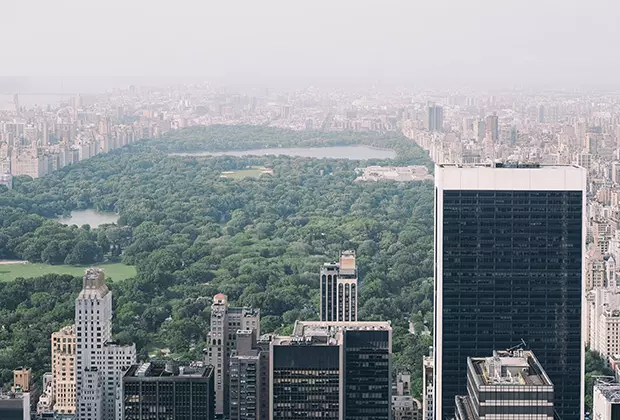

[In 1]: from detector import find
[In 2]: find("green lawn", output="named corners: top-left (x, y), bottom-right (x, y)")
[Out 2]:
top-left (220, 166), bottom-right (271, 179)
top-left (0, 262), bottom-right (136, 282)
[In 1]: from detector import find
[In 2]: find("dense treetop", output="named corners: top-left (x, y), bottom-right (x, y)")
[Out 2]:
top-left (0, 125), bottom-right (434, 394)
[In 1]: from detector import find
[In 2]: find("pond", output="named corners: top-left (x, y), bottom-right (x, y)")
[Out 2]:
top-left (171, 145), bottom-right (396, 160)
top-left (57, 209), bottom-right (119, 228)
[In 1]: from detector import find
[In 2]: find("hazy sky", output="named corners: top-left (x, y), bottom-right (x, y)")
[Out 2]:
top-left (2, 0), bottom-right (619, 90)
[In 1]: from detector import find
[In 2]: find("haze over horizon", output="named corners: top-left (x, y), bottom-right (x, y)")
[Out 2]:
top-left (2, 0), bottom-right (619, 91)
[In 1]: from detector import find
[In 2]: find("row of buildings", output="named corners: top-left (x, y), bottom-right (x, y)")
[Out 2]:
top-left (15, 251), bottom-right (409, 420)
top-left (11, 162), bottom-right (620, 420)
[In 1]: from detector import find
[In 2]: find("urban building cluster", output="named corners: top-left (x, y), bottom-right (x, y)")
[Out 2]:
top-left (400, 93), bottom-right (620, 420)
top-left (8, 251), bottom-right (421, 420)
top-left (9, 85), bottom-right (620, 419)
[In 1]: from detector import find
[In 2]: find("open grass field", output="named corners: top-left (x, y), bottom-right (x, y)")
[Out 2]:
top-left (0, 262), bottom-right (136, 282)
top-left (220, 166), bottom-right (272, 179)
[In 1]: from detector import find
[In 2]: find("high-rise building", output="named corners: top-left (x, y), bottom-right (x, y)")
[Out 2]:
top-left (270, 321), bottom-right (392, 420)
top-left (587, 288), bottom-right (620, 358)
top-left (474, 120), bottom-right (486, 143)
top-left (594, 379), bottom-right (620, 420)
top-left (422, 349), bottom-right (434, 420)
top-left (320, 250), bottom-right (358, 322)
top-left (205, 294), bottom-right (260, 417)
top-left (122, 361), bottom-right (215, 420)
top-left (434, 163), bottom-right (586, 420)
top-left (485, 114), bottom-right (499, 142)
top-left (612, 162), bottom-right (620, 185)
top-left (75, 268), bottom-right (136, 420)
top-left (427, 105), bottom-right (444, 132)
top-left (52, 324), bottom-right (76, 415)
top-left (586, 249), bottom-right (606, 290)
top-left (229, 330), bottom-right (270, 420)
top-left (454, 349), bottom-right (554, 420)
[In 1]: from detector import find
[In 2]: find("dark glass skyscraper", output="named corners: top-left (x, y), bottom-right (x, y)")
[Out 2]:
top-left (122, 362), bottom-right (214, 420)
top-left (434, 164), bottom-right (586, 420)
top-left (270, 321), bottom-right (392, 420)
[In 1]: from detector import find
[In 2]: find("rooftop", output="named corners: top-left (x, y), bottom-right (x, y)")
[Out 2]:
top-left (470, 349), bottom-right (553, 387)
top-left (293, 320), bottom-right (391, 337)
top-left (78, 268), bottom-right (109, 298)
top-left (272, 321), bottom-right (392, 346)
top-left (595, 379), bottom-right (620, 403)
top-left (437, 162), bottom-right (582, 169)
top-left (124, 361), bottom-right (213, 380)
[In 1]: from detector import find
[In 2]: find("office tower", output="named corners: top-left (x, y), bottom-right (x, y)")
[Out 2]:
top-left (320, 250), bottom-right (358, 322)
top-left (270, 321), bottom-right (392, 420)
top-left (587, 288), bottom-right (620, 358)
top-left (0, 389), bottom-right (30, 420)
top-left (510, 126), bottom-right (517, 145)
top-left (612, 162), bottom-right (620, 184)
top-left (12, 368), bottom-right (30, 392)
top-left (205, 294), bottom-right (260, 417)
top-left (122, 361), bottom-right (214, 420)
top-left (434, 163), bottom-right (586, 420)
top-left (594, 379), bottom-right (620, 420)
top-left (474, 120), bottom-right (486, 143)
top-left (585, 250), bottom-right (605, 290)
top-left (229, 330), bottom-right (270, 420)
top-left (587, 134), bottom-right (600, 154)
top-left (52, 324), bottom-right (76, 415)
top-left (485, 114), bottom-right (499, 142)
top-left (454, 349), bottom-right (554, 420)
top-left (75, 268), bottom-right (136, 420)
top-left (538, 105), bottom-right (545, 123)
top-left (427, 105), bottom-right (444, 132)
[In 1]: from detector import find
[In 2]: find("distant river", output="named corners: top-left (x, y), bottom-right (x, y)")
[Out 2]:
top-left (171, 145), bottom-right (396, 160)
top-left (57, 209), bottom-right (119, 228)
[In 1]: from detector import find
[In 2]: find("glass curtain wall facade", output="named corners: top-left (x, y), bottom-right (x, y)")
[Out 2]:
top-left (434, 165), bottom-right (585, 420)
top-left (271, 346), bottom-right (340, 420)
top-left (344, 330), bottom-right (391, 420)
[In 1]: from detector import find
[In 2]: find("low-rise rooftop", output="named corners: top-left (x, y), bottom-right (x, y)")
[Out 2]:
top-left (470, 349), bottom-right (553, 387)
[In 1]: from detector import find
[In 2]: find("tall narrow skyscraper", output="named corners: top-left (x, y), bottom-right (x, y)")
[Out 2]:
top-left (485, 114), bottom-right (499, 142)
top-left (205, 294), bottom-right (260, 417)
top-left (427, 105), bottom-right (444, 132)
top-left (434, 163), bottom-right (585, 420)
top-left (75, 268), bottom-right (136, 420)
top-left (320, 250), bottom-right (358, 322)
top-left (52, 324), bottom-right (76, 415)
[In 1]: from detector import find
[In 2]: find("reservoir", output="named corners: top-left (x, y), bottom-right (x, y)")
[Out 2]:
top-left (171, 145), bottom-right (396, 160)
top-left (57, 209), bottom-right (119, 228)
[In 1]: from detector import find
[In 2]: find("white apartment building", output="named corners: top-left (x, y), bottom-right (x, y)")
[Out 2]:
top-left (75, 268), bottom-right (135, 420)
top-left (588, 288), bottom-right (620, 358)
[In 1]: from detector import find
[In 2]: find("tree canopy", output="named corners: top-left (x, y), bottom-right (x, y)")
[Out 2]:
top-left (0, 125), bottom-right (435, 396)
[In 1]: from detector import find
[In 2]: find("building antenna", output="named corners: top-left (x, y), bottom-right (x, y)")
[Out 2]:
top-left (506, 339), bottom-right (528, 353)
